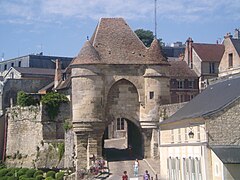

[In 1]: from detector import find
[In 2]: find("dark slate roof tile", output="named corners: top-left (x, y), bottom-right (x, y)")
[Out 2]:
top-left (161, 76), bottom-right (240, 124)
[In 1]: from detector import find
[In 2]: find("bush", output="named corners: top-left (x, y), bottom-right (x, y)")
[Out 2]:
top-left (7, 177), bottom-right (18, 180)
top-left (41, 92), bottom-right (68, 121)
top-left (19, 174), bottom-right (28, 180)
top-left (46, 171), bottom-right (56, 178)
top-left (18, 168), bottom-right (29, 176)
top-left (0, 168), bottom-right (9, 177)
top-left (35, 175), bottom-right (44, 180)
top-left (17, 91), bottom-right (38, 107)
top-left (0, 177), bottom-right (8, 180)
top-left (33, 170), bottom-right (44, 178)
top-left (56, 172), bottom-right (65, 180)
top-left (25, 169), bottom-right (36, 178)
top-left (45, 177), bottom-right (55, 180)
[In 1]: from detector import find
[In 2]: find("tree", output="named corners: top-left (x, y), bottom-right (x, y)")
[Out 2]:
top-left (134, 29), bottom-right (154, 47)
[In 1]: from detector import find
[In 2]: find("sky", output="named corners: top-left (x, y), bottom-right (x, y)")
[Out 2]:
top-left (0, 0), bottom-right (240, 60)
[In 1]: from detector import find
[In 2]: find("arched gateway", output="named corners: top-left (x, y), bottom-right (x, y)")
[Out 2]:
top-left (70, 18), bottom-right (170, 178)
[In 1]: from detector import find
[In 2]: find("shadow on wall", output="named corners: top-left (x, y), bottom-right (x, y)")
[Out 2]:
top-left (0, 115), bottom-right (5, 161)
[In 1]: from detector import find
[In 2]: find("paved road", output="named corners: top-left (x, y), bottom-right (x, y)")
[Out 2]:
top-left (107, 159), bottom-right (155, 179)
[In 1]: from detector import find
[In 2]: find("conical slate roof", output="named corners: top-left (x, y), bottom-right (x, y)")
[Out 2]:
top-left (71, 18), bottom-right (168, 65)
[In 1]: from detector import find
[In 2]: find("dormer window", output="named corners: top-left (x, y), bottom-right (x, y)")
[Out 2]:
top-left (209, 62), bottom-right (215, 73)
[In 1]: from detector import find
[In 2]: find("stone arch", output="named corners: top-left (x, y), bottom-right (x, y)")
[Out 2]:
top-left (101, 78), bottom-right (144, 158)
top-left (106, 78), bottom-right (140, 124)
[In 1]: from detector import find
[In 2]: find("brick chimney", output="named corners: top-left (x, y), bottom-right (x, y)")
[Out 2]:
top-left (54, 59), bottom-right (62, 88)
top-left (186, 37), bottom-right (193, 69)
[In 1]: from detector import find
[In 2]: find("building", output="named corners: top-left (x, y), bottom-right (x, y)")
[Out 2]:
top-left (169, 60), bottom-right (199, 103)
top-left (159, 76), bottom-right (240, 180)
top-left (0, 54), bottom-right (72, 76)
top-left (162, 42), bottom-right (185, 58)
top-left (219, 32), bottom-right (240, 77)
top-left (184, 38), bottom-right (224, 90)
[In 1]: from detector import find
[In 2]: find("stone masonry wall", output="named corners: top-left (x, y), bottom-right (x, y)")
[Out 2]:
top-left (206, 99), bottom-right (240, 146)
top-left (5, 103), bottom-right (70, 168)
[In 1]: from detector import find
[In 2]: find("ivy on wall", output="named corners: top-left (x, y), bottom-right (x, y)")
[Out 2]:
top-left (17, 91), bottom-right (38, 107)
top-left (41, 92), bottom-right (68, 121)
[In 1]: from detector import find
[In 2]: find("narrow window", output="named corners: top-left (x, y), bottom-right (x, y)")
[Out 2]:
top-left (188, 80), bottom-right (194, 89)
top-left (184, 128), bottom-right (188, 142)
top-left (149, 91), bottom-right (154, 99)
top-left (177, 80), bottom-right (184, 89)
top-left (4, 64), bottom-right (7, 70)
top-left (178, 129), bottom-right (181, 143)
top-left (229, 53), bottom-right (233, 68)
top-left (171, 129), bottom-right (174, 143)
top-left (11, 62), bottom-right (14, 67)
top-left (18, 61), bottom-right (21, 67)
top-left (209, 62), bottom-right (215, 73)
top-left (117, 118), bottom-right (124, 130)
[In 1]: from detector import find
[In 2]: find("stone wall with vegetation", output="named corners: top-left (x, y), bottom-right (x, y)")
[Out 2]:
top-left (5, 103), bottom-right (70, 169)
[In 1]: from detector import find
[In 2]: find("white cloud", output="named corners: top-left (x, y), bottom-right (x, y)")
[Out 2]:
top-left (0, 0), bottom-right (240, 25)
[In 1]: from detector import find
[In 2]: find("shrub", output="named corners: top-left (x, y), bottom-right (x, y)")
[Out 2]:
top-left (18, 168), bottom-right (29, 176)
top-left (41, 92), bottom-right (68, 121)
top-left (35, 175), bottom-right (44, 180)
top-left (45, 177), bottom-right (55, 180)
top-left (0, 177), bottom-right (8, 180)
top-left (46, 171), bottom-right (56, 178)
top-left (5, 171), bottom-right (13, 176)
top-left (19, 174), bottom-right (28, 180)
top-left (56, 172), bottom-right (65, 180)
top-left (0, 168), bottom-right (9, 177)
top-left (25, 169), bottom-right (36, 177)
top-left (33, 170), bottom-right (44, 177)
top-left (17, 91), bottom-right (38, 107)
top-left (7, 177), bottom-right (18, 180)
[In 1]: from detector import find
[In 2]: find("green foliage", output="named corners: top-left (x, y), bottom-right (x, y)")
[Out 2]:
top-left (56, 172), bottom-right (65, 180)
top-left (0, 163), bottom-right (6, 170)
top-left (41, 92), bottom-right (68, 121)
top-left (35, 175), bottom-right (44, 180)
top-left (33, 170), bottom-right (43, 178)
top-left (45, 177), bottom-right (54, 180)
top-left (57, 143), bottom-right (65, 163)
top-left (0, 177), bottom-right (8, 180)
top-left (17, 91), bottom-right (38, 107)
top-left (0, 168), bottom-right (9, 177)
top-left (25, 169), bottom-right (36, 178)
top-left (18, 168), bottom-right (29, 176)
top-left (6, 177), bottom-right (17, 180)
top-left (19, 174), bottom-right (28, 180)
top-left (134, 29), bottom-right (154, 47)
top-left (63, 121), bottom-right (72, 132)
top-left (46, 171), bottom-right (56, 178)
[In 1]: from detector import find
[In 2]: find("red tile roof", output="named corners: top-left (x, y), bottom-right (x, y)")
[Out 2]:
top-left (71, 18), bottom-right (168, 65)
top-left (169, 60), bottom-right (198, 78)
top-left (193, 43), bottom-right (224, 62)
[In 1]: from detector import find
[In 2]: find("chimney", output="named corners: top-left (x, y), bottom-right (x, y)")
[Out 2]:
top-left (186, 37), bottom-right (193, 69)
top-left (234, 29), bottom-right (240, 39)
top-left (224, 32), bottom-right (233, 39)
top-left (54, 59), bottom-right (62, 89)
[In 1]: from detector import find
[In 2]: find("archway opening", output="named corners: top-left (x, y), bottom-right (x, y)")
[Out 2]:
top-left (102, 118), bottom-right (143, 161)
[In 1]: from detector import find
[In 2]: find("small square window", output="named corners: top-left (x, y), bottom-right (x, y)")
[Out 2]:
top-left (149, 91), bottom-right (154, 99)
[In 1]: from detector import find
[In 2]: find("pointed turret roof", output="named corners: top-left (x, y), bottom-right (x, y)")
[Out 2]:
top-left (71, 18), bottom-right (168, 65)
top-left (71, 40), bottom-right (100, 65)
top-left (148, 38), bottom-right (168, 63)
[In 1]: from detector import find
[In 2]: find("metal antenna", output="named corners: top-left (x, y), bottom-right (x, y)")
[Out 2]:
top-left (154, 0), bottom-right (157, 39)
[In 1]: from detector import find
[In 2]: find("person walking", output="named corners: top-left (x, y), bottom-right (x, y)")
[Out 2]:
top-left (143, 170), bottom-right (150, 180)
top-left (133, 159), bottom-right (139, 177)
top-left (122, 171), bottom-right (128, 180)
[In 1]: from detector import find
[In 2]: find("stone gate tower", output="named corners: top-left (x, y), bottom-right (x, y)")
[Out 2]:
top-left (70, 18), bottom-right (170, 177)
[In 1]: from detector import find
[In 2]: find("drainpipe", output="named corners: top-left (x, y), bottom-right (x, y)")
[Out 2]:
top-left (2, 114), bottom-right (7, 161)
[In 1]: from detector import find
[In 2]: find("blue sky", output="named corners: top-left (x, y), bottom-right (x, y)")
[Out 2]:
top-left (0, 0), bottom-right (240, 60)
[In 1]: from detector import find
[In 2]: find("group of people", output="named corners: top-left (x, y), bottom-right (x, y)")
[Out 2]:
top-left (122, 159), bottom-right (151, 180)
